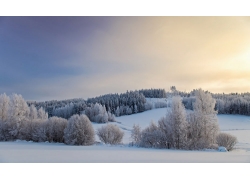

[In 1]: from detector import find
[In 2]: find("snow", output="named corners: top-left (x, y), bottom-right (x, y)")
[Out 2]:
top-left (218, 146), bottom-right (228, 152)
top-left (0, 140), bottom-right (249, 163)
top-left (218, 114), bottom-right (250, 130)
top-left (1, 107), bottom-right (250, 162)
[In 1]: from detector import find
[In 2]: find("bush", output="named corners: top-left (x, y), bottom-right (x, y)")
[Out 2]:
top-left (64, 114), bottom-right (95, 145)
top-left (139, 121), bottom-right (165, 148)
top-left (84, 103), bottom-right (109, 123)
top-left (45, 117), bottom-right (68, 143)
top-left (216, 132), bottom-right (237, 151)
top-left (154, 101), bottom-right (168, 109)
top-left (144, 101), bottom-right (153, 111)
top-left (97, 124), bottom-right (124, 144)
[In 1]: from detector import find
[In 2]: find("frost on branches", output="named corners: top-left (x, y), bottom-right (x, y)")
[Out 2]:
top-left (131, 89), bottom-right (223, 150)
top-left (64, 114), bottom-right (95, 145)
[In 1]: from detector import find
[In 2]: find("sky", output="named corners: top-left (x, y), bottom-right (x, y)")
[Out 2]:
top-left (1, 16), bottom-right (250, 101)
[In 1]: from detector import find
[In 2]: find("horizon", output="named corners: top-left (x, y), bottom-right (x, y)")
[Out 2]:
top-left (24, 87), bottom-right (250, 102)
top-left (1, 17), bottom-right (250, 101)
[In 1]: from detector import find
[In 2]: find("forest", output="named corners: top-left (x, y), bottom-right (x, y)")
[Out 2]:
top-left (0, 87), bottom-right (243, 151)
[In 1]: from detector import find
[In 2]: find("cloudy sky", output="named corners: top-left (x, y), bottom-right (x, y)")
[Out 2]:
top-left (1, 16), bottom-right (250, 101)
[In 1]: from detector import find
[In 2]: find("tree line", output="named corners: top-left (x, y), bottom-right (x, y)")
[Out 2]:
top-left (28, 89), bottom-right (167, 120)
top-left (182, 91), bottom-right (250, 116)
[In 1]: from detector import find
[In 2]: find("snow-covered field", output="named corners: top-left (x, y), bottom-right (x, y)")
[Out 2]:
top-left (1, 108), bottom-right (250, 163)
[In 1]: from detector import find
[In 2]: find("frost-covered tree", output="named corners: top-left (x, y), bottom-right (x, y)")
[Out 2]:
top-left (160, 96), bottom-right (188, 149)
top-left (133, 105), bottom-right (138, 114)
top-left (45, 116), bottom-right (68, 143)
top-left (6, 94), bottom-right (30, 140)
top-left (51, 103), bottom-right (74, 119)
top-left (29, 104), bottom-right (38, 120)
top-left (139, 121), bottom-right (164, 148)
top-left (84, 103), bottom-right (109, 123)
top-left (144, 101), bottom-right (153, 111)
top-left (97, 124), bottom-right (124, 144)
top-left (0, 94), bottom-right (10, 141)
top-left (34, 121), bottom-right (47, 142)
top-left (130, 124), bottom-right (141, 146)
top-left (87, 90), bottom-right (147, 116)
top-left (20, 104), bottom-right (48, 142)
top-left (154, 101), bottom-right (168, 109)
top-left (139, 89), bottom-right (166, 98)
top-left (0, 93), bottom-right (10, 121)
top-left (64, 114), bottom-right (95, 145)
top-left (38, 107), bottom-right (48, 120)
top-left (107, 111), bottom-right (116, 122)
top-left (115, 107), bottom-right (120, 117)
top-left (125, 106), bottom-right (132, 115)
top-left (0, 93), bottom-right (49, 142)
top-left (187, 89), bottom-right (219, 149)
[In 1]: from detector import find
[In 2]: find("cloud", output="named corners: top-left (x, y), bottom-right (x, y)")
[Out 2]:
top-left (1, 17), bottom-right (250, 101)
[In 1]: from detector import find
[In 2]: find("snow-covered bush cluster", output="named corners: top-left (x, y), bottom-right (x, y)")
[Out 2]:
top-left (0, 93), bottom-right (97, 145)
top-left (28, 98), bottom-right (87, 118)
top-left (130, 89), bottom-right (234, 150)
top-left (97, 124), bottom-right (124, 144)
top-left (64, 114), bottom-right (95, 145)
top-left (154, 101), bottom-right (168, 109)
top-left (84, 103), bottom-right (115, 123)
top-left (0, 93), bottom-right (48, 141)
top-left (45, 116), bottom-right (68, 143)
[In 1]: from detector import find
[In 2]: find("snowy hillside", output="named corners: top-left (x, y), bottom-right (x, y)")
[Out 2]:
top-left (0, 107), bottom-right (250, 162)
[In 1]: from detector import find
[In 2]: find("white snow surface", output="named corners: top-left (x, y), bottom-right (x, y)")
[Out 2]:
top-left (1, 107), bottom-right (250, 162)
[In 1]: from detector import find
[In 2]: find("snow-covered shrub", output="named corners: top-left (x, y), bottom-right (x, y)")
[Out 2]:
top-left (52, 103), bottom-right (74, 119)
top-left (84, 103), bottom-right (109, 123)
top-left (30, 120), bottom-right (47, 142)
top-left (64, 114), bottom-right (95, 145)
top-left (107, 111), bottom-right (116, 122)
top-left (0, 119), bottom-right (8, 141)
top-left (115, 107), bottom-right (120, 117)
top-left (97, 124), bottom-right (124, 144)
top-left (144, 101), bottom-right (153, 111)
top-left (154, 101), bottom-right (168, 109)
top-left (139, 121), bottom-right (164, 148)
top-left (45, 116), bottom-right (68, 143)
top-left (216, 133), bottom-right (237, 151)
